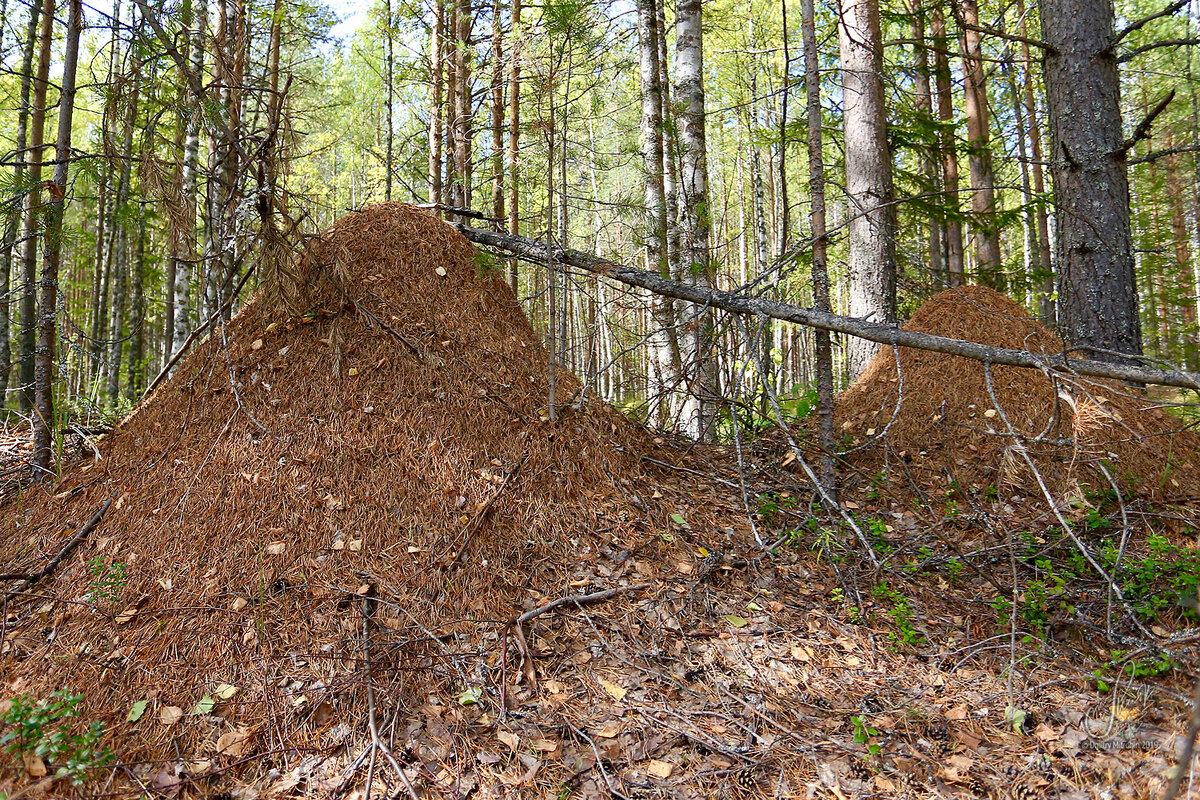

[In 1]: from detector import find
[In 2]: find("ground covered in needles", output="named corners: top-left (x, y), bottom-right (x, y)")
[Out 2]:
top-left (1, 205), bottom-right (1198, 799)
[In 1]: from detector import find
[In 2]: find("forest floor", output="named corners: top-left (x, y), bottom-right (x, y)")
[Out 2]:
top-left (1, 206), bottom-right (1198, 800)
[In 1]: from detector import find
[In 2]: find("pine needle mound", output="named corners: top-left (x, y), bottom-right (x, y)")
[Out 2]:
top-left (0, 204), bottom-right (732, 787)
top-left (836, 285), bottom-right (1200, 501)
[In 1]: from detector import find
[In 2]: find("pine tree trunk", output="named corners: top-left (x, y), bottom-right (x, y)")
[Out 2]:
top-left (107, 69), bottom-right (141, 401)
top-left (384, 0), bottom-right (394, 201)
top-left (490, 0), bottom-right (504, 229)
top-left (931, 7), bottom-right (964, 285)
top-left (126, 214), bottom-right (147, 401)
top-left (0, 0), bottom-right (40, 404)
top-left (909, 0), bottom-right (942, 276)
top-left (839, 0), bottom-right (897, 376)
top-left (1167, 151), bottom-right (1197, 368)
top-left (32, 0), bottom-right (82, 478)
top-left (17, 0), bottom-right (54, 411)
top-left (1041, 0), bottom-right (1142, 357)
top-left (803, 0), bottom-right (836, 498)
top-left (506, 0), bottom-right (520, 289)
top-left (1015, 0), bottom-right (1054, 322)
top-left (957, 0), bottom-right (1003, 288)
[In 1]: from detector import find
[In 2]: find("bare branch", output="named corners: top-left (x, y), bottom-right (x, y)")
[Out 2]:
top-left (1110, 0), bottom-right (1188, 49)
top-left (1117, 89), bottom-right (1175, 157)
top-left (452, 223), bottom-right (1200, 391)
top-left (1118, 38), bottom-right (1200, 63)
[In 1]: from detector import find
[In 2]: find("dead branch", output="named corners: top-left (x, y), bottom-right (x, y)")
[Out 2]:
top-left (451, 223), bottom-right (1200, 391)
top-left (1163, 672), bottom-right (1200, 800)
top-left (445, 454), bottom-right (527, 567)
top-left (4, 494), bottom-right (115, 602)
top-left (1111, 0), bottom-right (1188, 48)
top-left (516, 583), bottom-right (652, 625)
top-left (1118, 90), bottom-right (1175, 157)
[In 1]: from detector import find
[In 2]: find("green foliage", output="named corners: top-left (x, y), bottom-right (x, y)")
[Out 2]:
top-left (84, 557), bottom-right (127, 606)
top-left (850, 715), bottom-right (882, 756)
top-left (1100, 533), bottom-right (1200, 620)
top-left (1, 690), bottom-right (110, 786)
top-left (872, 583), bottom-right (923, 647)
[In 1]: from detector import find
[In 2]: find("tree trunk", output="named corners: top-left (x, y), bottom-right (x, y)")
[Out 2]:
top-left (931, 6), bottom-right (964, 285)
top-left (0, 0), bottom-right (40, 405)
top-left (17, 0), bottom-right (54, 411)
top-left (803, 0), bottom-right (836, 499)
top-left (107, 67), bottom-right (141, 401)
top-left (384, 0), bottom-right (394, 201)
top-left (839, 0), bottom-right (897, 376)
top-left (490, 0), bottom-right (504, 229)
top-left (674, 0), bottom-right (716, 440)
top-left (909, 0), bottom-right (942, 277)
top-left (1041, 0), bottom-right (1142, 357)
top-left (172, 0), bottom-right (205, 358)
top-left (506, 0), bottom-right (520, 289)
top-left (126, 213), bottom-right (147, 401)
top-left (429, 0), bottom-right (444, 206)
top-left (32, 0), bottom-right (82, 478)
top-left (957, 0), bottom-right (1003, 288)
top-left (1167, 151), bottom-right (1197, 369)
top-left (638, 0), bottom-right (675, 428)
top-left (1016, 0), bottom-right (1053, 322)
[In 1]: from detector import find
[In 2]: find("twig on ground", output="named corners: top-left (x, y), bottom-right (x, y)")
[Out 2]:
top-left (4, 493), bottom-right (115, 602)
top-left (445, 454), bottom-right (527, 567)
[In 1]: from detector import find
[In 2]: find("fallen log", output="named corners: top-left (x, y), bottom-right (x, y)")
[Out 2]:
top-left (452, 222), bottom-right (1200, 391)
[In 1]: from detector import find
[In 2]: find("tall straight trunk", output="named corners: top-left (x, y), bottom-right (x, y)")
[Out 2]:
top-left (126, 213), bottom-right (147, 400)
top-left (957, 0), bottom-right (1003, 287)
top-left (172, 0), bottom-right (205, 359)
top-left (489, 0), bottom-right (504, 228)
top-left (909, 0), bottom-right (942, 276)
top-left (1017, 0), bottom-right (1053, 321)
top-left (33, 0), bottom-right (82, 477)
top-left (506, 0), bottom-right (521, 288)
top-left (638, 0), bottom-right (673, 427)
top-left (18, 0), bottom-right (54, 411)
top-left (0, 1), bottom-right (40, 404)
top-left (1167, 151), bottom-right (1198, 368)
top-left (674, 0), bottom-right (716, 440)
top-left (776, 0), bottom-right (790, 255)
top-left (1005, 54), bottom-right (1034, 305)
top-left (450, 0), bottom-right (473, 213)
top-left (107, 71), bottom-right (140, 401)
top-left (839, 0), bottom-right (897, 376)
top-left (657, 0), bottom-right (680, 282)
top-left (749, 8), bottom-right (774, 410)
top-left (384, 0), bottom-right (394, 200)
top-left (930, 7), bottom-right (963, 284)
top-left (803, 0), bottom-right (836, 498)
top-left (429, 0), bottom-right (444, 205)
top-left (1041, 0), bottom-right (1141, 357)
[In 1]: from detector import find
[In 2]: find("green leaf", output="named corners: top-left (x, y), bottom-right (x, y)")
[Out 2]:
top-left (458, 687), bottom-right (484, 706)
top-left (193, 695), bottom-right (216, 715)
top-left (723, 615), bottom-right (748, 628)
top-left (127, 700), bottom-right (149, 723)
top-left (669, 513), bottom-right (688, 526)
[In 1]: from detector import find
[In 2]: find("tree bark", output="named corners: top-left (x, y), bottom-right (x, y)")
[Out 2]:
top-left (490, 0), bottom-right (504, 229)
top-left (506, 0), bottom-right (520, 289)
top-left (931, 6), bottom-right (964, 285)
top-left (1041, 0), bottom-right (1142, 358)
top-left (0, 0), bottom-right (40, 405)
top-left (674, 0), bottom-right (717, 440)
top-left (429, 0), bottom-right (444, 206)
top-left (957, 0), bottom-right (1003, 288)
top-left (803, 0), bottom-right (836, 499)
top-left (909, 0), bottom-right (942, 277)
top-left (17, 0), bottom-right (54, 411)
top-left (1016, 0), bottom-right (1054, 322)
top-left (32, 0), bottom-right (82, 478)
top-left (172, 0), bottom-right (205, 358)
top-left (838, 0), bottom-right (897, 376)
top-left (384, 0), bottom-right (394, 201)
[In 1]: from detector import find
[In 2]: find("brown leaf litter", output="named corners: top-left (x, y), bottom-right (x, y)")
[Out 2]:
top-left (1, 213), bottom-right (1198, 799)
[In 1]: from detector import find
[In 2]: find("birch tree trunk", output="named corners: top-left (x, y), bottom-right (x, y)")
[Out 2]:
top-left (490, 0), bottom-right (504, 228)
top-left (1041, 0), bottom-right (1142, 357)
top-left (172, 0), bottom-right (205, 357)
top-left (675, 0), bottom-right (716, 440)
top-left (1017, 0), bottom-right (1053, 322)
top-left (429, 0), bottom-right (444, 205)
top-left (838, 0), bottom-right (897, 376)
top-left (506, 0), bottom-right (521, 289)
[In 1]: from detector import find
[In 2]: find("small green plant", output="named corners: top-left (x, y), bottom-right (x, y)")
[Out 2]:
top-left (850, 715), bottom-right (882, 756)
top-left (84, 557), bottom-right (127, 606)
top-left (1, 690), bottom-right (111, 786)
top-left (873, 583), bottom-right (923, 646)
